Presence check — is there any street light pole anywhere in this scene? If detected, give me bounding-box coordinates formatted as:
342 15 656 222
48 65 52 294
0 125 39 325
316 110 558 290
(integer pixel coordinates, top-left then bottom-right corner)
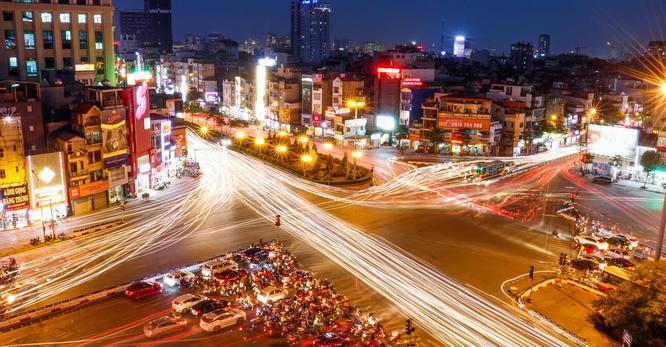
656 197 666 261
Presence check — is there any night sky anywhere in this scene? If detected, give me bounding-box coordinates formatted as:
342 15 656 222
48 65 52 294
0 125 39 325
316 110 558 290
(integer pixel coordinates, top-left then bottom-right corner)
114 0 666 57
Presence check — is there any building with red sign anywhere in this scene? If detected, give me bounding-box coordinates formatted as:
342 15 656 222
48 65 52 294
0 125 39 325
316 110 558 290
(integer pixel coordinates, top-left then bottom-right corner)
122 82 153 195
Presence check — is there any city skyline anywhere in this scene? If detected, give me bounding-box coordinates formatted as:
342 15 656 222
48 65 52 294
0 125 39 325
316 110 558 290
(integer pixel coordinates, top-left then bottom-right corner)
114 0 666 57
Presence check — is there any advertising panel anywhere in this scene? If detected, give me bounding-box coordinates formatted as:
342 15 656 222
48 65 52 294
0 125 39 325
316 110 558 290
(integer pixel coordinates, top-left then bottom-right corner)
657 131 666 152
586 124 638 159
69 180 109 199
0 184 30 210
27 152 67 208
160 120 172 163
101 109 129 168
437 117 490 131
591 162 612 177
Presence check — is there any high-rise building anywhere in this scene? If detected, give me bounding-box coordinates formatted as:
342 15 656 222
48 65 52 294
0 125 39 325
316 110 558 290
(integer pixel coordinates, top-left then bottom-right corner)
537 34 550 57
0 0 115 83
361 41 383 55
510 41 534 72
290 0 331 64
119 0 173 54
453 36 465 57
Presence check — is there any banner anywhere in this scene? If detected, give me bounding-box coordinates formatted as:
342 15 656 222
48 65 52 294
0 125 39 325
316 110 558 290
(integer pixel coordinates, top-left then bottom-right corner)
101 109 128 167
437 117 490 131
0 184 30 210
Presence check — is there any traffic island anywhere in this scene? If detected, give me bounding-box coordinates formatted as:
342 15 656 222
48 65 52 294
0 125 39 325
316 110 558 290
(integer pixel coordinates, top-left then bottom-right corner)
525 282 615 346
231 133 373 186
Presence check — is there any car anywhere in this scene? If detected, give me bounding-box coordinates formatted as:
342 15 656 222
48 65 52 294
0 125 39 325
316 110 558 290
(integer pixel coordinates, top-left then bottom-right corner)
242 247 268 261
592 176 612 184
605 257 635 270
605 236 632 249
201 259 239 277
163 270 195 287
199 308 246 332
575 243 600 256
190 299 228 318
569 258 601 272
580 255 607 270
143 315 188 338
605 248 630 259
574 235 608 250
125 281 162 299
214 269 248 286
172 293 207 313
311 332 351 346
256 286 288 304
614 234 639 249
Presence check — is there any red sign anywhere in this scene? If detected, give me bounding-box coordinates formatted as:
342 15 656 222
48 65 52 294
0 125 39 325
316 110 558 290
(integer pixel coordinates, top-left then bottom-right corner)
437 118 490 131
312 74 323 83
401 78 423 87
377 67 401 79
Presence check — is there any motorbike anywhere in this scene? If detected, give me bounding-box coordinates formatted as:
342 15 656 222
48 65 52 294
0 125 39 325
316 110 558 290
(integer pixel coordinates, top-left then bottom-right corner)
29 237 40 246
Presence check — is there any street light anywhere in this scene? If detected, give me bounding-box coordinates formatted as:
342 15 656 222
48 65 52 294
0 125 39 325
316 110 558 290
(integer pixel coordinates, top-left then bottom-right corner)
300 154 313 177
323 142 333 150
351 150 363 159
255 137 265 146
277 130 288 137
275 145 287 153
235 131 246 140
32 168 56 241
298 135 309 144
200 126 208 135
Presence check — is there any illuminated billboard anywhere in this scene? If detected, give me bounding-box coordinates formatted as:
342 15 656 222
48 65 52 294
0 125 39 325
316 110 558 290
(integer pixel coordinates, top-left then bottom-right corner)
454 36 465 57
101 109 129 168
437 117 490 131
587 124 638 159
27 152 67 209
0 184 29 210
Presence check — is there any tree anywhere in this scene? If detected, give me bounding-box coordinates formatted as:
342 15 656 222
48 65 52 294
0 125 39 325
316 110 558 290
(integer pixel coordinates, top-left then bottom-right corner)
186 88 203 103
428 128 443 153
593 261 666 347
640 150 661 188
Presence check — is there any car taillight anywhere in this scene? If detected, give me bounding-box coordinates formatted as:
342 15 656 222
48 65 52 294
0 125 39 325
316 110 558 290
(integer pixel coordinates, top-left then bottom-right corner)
174 301 181 305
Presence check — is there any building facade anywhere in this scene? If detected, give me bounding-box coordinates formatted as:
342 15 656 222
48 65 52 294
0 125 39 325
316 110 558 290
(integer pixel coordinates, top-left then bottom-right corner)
119 0 173 54
290 0 331 64
0 0 115 83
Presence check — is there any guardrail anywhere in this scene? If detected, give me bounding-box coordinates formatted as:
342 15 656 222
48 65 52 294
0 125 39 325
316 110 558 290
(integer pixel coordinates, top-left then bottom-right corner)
71 219 124 238
0 251 234 332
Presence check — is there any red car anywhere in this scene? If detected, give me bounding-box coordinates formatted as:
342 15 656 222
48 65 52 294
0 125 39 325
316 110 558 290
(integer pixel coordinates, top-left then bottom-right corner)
575 243 600 256
125 281 162 299
214 269 248 286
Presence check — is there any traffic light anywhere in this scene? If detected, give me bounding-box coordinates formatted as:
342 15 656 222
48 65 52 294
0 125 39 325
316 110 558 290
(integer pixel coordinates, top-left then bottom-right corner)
274 214 281 227
405 319 416 336
529 265 535 280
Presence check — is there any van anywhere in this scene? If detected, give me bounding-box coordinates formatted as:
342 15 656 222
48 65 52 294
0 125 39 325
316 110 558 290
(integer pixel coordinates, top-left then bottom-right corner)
201 259 239 277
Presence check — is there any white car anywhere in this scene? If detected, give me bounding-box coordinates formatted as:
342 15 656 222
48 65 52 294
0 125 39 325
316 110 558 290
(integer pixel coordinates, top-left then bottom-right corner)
201 259 239 277
199 308 246 332
574 235 608 250
172 293 207 313
256 286 288 304
164 270 195 287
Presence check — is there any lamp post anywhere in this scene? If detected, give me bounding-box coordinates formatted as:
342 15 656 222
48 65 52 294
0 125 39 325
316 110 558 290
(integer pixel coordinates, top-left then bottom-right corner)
347 100 366 140
351 150 362 179
655 84 666 260
301 154 312 177
32 168 55 241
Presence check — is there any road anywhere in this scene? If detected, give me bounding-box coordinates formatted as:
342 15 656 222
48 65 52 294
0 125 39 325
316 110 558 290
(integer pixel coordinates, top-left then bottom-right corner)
2 130 660 346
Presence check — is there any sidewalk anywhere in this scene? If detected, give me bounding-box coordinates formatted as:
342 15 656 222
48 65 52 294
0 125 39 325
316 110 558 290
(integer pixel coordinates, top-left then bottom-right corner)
613 178 665 194
528 283 617 347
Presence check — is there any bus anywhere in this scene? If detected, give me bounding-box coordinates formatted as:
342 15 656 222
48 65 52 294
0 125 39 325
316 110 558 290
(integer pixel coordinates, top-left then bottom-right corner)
598 266 631 292
475 161 507 179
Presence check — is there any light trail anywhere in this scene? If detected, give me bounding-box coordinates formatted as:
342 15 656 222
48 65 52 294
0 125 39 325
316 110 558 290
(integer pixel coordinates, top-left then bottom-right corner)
194 137 573 346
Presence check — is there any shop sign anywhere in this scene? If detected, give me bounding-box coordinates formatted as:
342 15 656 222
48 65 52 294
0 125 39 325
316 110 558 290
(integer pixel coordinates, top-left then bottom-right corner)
101 109 129 162
1 184 30 210
104 154 129 168
69 180 109 199
437 118 490 130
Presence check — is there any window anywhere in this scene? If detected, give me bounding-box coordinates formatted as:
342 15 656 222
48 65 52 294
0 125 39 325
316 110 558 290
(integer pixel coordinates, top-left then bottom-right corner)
93 14 102 24
77 0 87 4
22 11 33 22
94 31 103 49
93 0 100 5
44 57 55 69
77 13 86 23
29 125 34 132
59 13 70 23
63 57 72 69
26 59 37 76
8 57 18 76
4 29 16 49
61 30 72 49
79 31 87 49
0 169 5 179
96 56 104 74
69 163 77 173
58 0 70 4
41 12 52 23
23 31 35 49
3 11 13 21
85 130 100 144
42 30 54 49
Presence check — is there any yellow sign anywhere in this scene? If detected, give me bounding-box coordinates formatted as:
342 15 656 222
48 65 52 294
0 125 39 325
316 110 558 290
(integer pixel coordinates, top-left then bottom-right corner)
75 64 95 72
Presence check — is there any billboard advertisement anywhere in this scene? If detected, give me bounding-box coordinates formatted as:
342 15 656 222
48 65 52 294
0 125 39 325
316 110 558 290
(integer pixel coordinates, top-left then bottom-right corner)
101 109 129 168
0 184 30 210
437 117 490 131
587 124 638 159
27 152 67 208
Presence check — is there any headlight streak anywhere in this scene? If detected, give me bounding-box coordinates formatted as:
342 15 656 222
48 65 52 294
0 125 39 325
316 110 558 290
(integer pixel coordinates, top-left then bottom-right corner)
207 146 572 346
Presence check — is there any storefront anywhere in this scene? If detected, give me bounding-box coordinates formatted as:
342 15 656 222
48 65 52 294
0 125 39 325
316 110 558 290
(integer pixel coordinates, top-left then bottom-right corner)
69 180 109 215
27 152 69 221
107 166 128 205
